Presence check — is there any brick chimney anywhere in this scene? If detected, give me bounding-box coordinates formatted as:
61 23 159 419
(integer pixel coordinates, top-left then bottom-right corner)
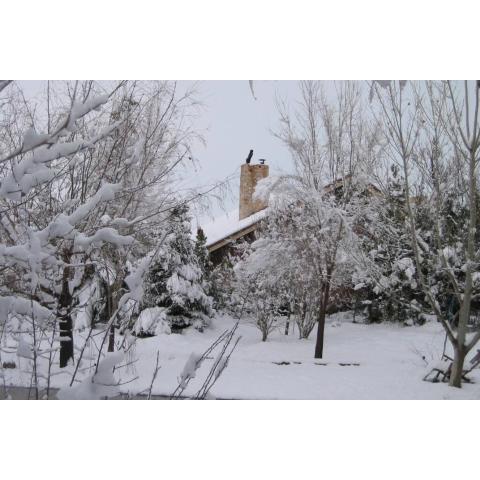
239 161 269 220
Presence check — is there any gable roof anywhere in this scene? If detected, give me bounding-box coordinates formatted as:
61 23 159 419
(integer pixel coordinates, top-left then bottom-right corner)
200 207 268 251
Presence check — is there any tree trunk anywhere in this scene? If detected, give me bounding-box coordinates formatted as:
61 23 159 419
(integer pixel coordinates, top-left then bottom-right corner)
284 313 290 335
108 322 115 352
298 303 308 339
353 294 358 323
449 344 466 388
314 283 330 359
314 306 326 358
262 331 268 342
449 148 477 387
59 268 74 368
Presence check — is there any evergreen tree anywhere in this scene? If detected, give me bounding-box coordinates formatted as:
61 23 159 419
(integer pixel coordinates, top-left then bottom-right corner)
194 227 213 296
358 165 427 324
140 205 213 334
209 256 236 312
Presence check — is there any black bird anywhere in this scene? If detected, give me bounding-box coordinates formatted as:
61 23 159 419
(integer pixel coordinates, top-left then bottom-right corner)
246 149 253 164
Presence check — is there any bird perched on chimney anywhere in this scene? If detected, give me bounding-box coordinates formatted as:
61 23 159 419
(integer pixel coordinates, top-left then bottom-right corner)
246 149 253 164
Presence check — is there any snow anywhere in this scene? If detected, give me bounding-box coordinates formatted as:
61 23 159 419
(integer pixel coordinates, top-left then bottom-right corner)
178 352 203 389
4 312 480 399
22 128 50 150
0 296 52 325
134 307 171 336
66 183 121 225
120 315 477 400
75 227 135 249
57 352 124 400
16 337 33 360
122 253 154 303
197 207 268 247
66 94 109 131
396 257 415 277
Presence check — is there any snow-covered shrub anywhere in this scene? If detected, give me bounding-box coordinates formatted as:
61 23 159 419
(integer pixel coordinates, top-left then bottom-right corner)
232 241 288 341
292 291 319 339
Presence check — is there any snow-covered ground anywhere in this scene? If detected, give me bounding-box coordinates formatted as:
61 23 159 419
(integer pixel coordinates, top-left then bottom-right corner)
3 313 480 399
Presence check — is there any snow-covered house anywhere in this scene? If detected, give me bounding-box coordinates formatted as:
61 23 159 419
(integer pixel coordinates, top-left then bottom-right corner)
201 159 269 265
200 162 384 265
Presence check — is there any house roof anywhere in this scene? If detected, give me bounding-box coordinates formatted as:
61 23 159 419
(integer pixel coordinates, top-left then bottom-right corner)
199 207 268 250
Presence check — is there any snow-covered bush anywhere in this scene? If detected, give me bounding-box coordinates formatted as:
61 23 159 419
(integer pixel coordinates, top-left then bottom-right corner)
232 261 283 342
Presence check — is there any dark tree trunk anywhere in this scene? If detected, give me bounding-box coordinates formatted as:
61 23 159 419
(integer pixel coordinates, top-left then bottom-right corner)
314 282 331 359
353 294 359 323
314 307 326 359
285 312 290 335
108 322 115 352
59 267 74 368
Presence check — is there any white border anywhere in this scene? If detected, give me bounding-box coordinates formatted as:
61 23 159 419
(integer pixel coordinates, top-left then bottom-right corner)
1 401 479 479
2 0 479 79
1 1 479 478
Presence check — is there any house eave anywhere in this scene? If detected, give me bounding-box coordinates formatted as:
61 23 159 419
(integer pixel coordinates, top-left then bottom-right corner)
207 222 260 253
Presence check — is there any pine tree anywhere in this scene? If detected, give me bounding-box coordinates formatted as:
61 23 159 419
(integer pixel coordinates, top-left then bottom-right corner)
140 206 213 333
209 256 236 312
194 227 213 295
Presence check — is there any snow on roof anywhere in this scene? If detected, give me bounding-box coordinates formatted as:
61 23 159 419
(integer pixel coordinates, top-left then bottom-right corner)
198 207 267 248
